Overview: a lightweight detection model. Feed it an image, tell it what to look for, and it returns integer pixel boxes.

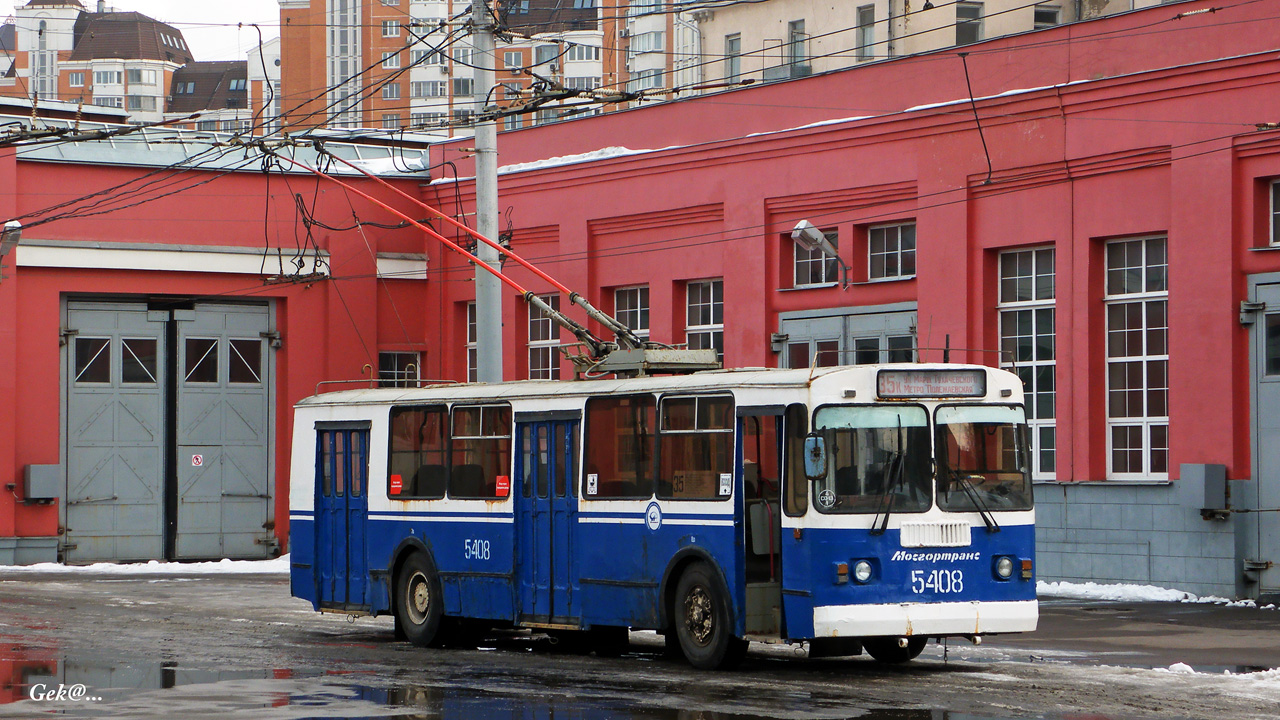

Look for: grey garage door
[175,304,273,559]
[64,301,274,562]
[65,302,166,562]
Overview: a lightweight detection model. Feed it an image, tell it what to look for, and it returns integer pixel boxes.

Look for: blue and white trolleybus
[289,363,1037,669]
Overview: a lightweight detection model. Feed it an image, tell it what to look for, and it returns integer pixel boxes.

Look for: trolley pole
[473,0,503,382]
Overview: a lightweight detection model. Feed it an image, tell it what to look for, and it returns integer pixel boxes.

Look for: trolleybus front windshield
[811,405,931,514]
[935,405,1033,512]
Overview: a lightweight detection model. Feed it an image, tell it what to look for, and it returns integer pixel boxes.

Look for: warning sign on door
[191,455,203,467]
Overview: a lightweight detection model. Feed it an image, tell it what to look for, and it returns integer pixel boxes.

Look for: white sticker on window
[587,473,598,495]
[719,473,732,496]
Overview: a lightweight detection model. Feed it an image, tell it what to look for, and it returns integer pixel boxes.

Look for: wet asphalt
[0,573,1276,720]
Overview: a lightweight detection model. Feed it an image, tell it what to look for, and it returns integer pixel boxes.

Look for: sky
[8,1,281,61]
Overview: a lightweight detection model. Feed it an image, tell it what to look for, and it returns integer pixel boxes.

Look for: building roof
[24,1,85,7]
[168,61,248,113]
[69,12,194,65]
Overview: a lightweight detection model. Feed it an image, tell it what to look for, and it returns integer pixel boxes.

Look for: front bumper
[812,599,1038,637]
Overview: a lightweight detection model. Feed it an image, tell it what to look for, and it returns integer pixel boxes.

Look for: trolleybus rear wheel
[863,636,928,663]
[673,562,747,670]
[395,552,445,647]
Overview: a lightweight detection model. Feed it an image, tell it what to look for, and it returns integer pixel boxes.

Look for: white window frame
[868,222,916,281]
[686,279,724,363]
[382,51,401,69]
[724,34,741,82]
[957,2,984,46]
[504,51,523,69]
[794,227,839,288]
[998,247,1056,481]
[382,82,401,100]
[1033,4,1060,30]
[466,302,478,383]
[68,72,84,88]
[1271,180,1280,246]
[855,5,875,62]
[1104,236,1169,481]
[382,113,402,129]
[614,286,650,340]
[382,20,401,37]
[378,351,419,388]
[528,294,561,380]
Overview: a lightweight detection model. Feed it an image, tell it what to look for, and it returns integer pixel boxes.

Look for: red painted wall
[4,0,1280,556]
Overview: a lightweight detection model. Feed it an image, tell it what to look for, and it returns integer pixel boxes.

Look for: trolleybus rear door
[515,414,581,624]
[315,423,370,609]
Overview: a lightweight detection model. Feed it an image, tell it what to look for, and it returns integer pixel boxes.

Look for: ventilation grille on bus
[899,520,972,548]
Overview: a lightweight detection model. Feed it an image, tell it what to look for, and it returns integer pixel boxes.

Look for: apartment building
[681,0,1183,89]
[0,1,195,123]
[277,0,603,135]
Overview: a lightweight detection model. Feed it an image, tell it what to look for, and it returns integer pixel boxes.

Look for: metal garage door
[64,300,274,562]
[65,302,166,562]
[175,304,272,559]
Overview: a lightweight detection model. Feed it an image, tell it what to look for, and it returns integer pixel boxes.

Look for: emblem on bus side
[645,502,662,531]
[818,489,836,509]
[587,473,598,496]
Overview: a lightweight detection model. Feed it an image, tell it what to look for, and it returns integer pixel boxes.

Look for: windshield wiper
[943,464,1001,533]
[869,418,906,536]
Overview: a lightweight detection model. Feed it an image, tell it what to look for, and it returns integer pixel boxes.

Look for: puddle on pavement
[330,685,1050,720]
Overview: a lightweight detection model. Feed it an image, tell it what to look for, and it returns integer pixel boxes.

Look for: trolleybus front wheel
[673,562,747,670]
[863,636,928,663]
[395,552,445,647]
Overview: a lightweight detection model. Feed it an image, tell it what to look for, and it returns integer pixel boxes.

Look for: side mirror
[803,433,827,480]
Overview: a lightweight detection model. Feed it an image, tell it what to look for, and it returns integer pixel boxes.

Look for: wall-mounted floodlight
[0,220,19,282]
[791,219,850,289]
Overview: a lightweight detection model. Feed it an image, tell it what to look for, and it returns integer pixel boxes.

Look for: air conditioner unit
[619,28,630,38]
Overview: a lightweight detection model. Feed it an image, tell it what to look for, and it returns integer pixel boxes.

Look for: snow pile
[1037,580,1191,602]
[1154,663,1280,681]
[1038,580,1278,608]
[0,554,290,575]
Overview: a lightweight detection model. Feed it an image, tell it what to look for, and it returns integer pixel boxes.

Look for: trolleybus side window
[449,404,512,499]
[658,394,734,500]
[388,405,448,499]
[810,405,931,513]
[583,395,655,499]
[935,404,1033,511]
[783,403,808,516]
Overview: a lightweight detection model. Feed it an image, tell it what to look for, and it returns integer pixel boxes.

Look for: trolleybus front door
[315,424,370,609]
[515,416,580,625]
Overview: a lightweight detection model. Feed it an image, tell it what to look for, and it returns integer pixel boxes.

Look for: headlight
[853,560,873,583]
[995,556,1015,579]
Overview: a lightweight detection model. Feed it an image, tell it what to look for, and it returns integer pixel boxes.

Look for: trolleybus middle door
[515,414,581,625]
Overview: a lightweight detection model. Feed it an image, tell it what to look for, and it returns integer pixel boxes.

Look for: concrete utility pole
[473,0,503,382]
